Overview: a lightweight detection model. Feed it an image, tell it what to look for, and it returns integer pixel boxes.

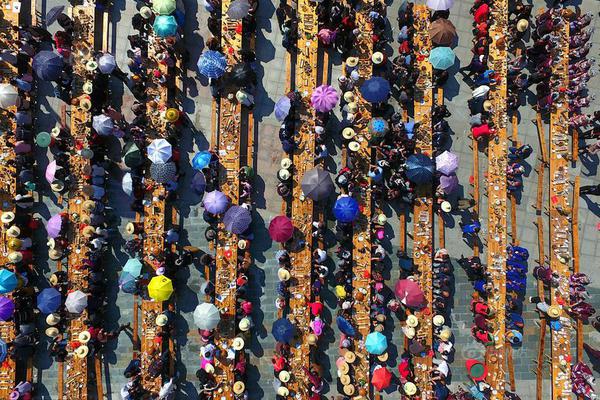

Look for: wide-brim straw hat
[6,226,20,238]
[49,273,60,286]
[80,98,92,111]
[82,226,96,238]
[8,252,22,263]
[233,337,245,351]
[75,345,89,359]
[344,351,356,363]
[46,313,61,326]
[277,387,289,396]
[547,305,561,319]
[204,363,215,374]
[50,180,65,192]
[278,169,291,181]
[156,314,169,327]
[441,201,452,212]
[347,102,358,113]
[280,158,292,169]
[349,141,360,152]
[83,81,93,95]
[404,327,416,339]
[377,214,387,225]
[406,315,419,328]
[51,126,61,136]
[233,381,245,395]
[483,100,493,112]
[439,327,452,341]
[1,212,15,224]
[338,360,349,374]
[372,51,384,64]
[377,352,389,362]
[307,333,318,346]
[517,19,529,32]
[83,200,96,212]
[277,268,291,282]
[343,92,355,103]
[49,249,63,260]
[238,240,247,250]
[85,60,98,72]
[140,6,153,19]
[340,374,351,385]
[342,127,356,140]
[343,384,355,396]
[433,315,445,327]
[45,327,59,338]
[239,317,250,331]
[278,370,290,383]
[346,57,359,67]
[404,382,417,395]
[78,331,91,343]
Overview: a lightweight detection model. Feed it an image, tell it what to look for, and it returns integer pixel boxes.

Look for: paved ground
[26,0,600,398]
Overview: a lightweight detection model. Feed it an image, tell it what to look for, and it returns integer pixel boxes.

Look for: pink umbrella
[317,28,337,45]
[46,214,63,238]
[395,279,426,309]
[310,85,339,113]
[268,216,294,243]
[45,161,57,183]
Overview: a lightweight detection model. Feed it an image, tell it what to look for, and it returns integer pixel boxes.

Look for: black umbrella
[32,51,64,81]
[46,6,65,26]
[301,167,334,201]
[150,162,177,183]
[230,63,256,87]
[227,0,251,19]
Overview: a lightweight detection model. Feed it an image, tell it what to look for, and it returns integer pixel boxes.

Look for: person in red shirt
[474,3,489,23]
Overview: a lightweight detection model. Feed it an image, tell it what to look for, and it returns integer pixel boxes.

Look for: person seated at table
[471,123,495,140]
[459,220,481,235]
[471,326,494,346]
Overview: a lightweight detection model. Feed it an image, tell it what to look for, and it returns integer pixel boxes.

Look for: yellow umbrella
[148,275,173,301]
[335,285,346,298]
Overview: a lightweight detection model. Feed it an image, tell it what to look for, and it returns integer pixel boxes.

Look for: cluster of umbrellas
[436,150,460,194]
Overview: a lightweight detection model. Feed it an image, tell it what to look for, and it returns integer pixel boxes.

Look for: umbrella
[36,288,60,314]
[227,0,251,19]
[333,196,359,223]
[360,77,391,103]
[150,162,177,183]
[65,290,88,314]
[122,173,134,196]
[45,160,58,183]
[439,174,459,194]
[269,216,294,243]
[0,270,17,294]
[147,139,172,164]
[406,154,434,184]
[153,0,176,15]
[272,318,294,344]
[436,151,459,175]
[395,279,426,309]
[275,96,291,122]
[92,114,114,136]
[119,272,137,294]
[427,0,454,10]
[193,303,221,330]
[223,205,252,234]
[0,339,7,362]
[46,214,63,238]
[153,15,178,37]
[429,18,457,46]
[123,142,143,168]
[302,168,334,201]
[336,316,356,337]
[0,84,18,109]
[123,258,143,277]
[0,297,14,321]
[310,85,339,113]
[98,53,116,74]
[36,131,52,148]
[230,63,255,87]
[318,28,337,45]
[192,150,212,170]
[197,50,228,79]
[148,275,174,301]
[365,332,388,355]
[32,51,64,81]
[429,47,456,70]
[368,118,389,137]
[203,191,229,214]
[191,172,207,195]
[45,5,65,25]
[372,368,393,391]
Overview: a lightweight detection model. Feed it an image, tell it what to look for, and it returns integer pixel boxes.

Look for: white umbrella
[122,173,133,196]
[472,85,490,99]
[0,84,18,109]
[427,0,454,10]
[147,139,172,164]
[193,303,220,330]
[65,290,88,314]
[98,53,116,74]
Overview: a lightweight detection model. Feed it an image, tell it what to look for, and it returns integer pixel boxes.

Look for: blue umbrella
[123,258,143,277]
[119,272,137,294]
[92,114,114,136]
[368,118,389,137]
[192,150,212,170]
[274,96,291,122]
[197,50,228,79]
[272,318,294,344]
[223,205,252,234]
[36,288,61,314]
[0,339,7,362]
[429,47,456,70]
[32,51,64,81]
[406,154,435,184]
[153,15,178,37]
[0,297,14,321]
[333,196,359,223]
[360,77,390,103]
[0,270,17,294]
[191,172,207,195]
[365,332,388,355]
[336,316,356,337]
[203,190,229,214]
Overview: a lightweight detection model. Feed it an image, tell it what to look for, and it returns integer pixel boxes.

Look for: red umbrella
[371,367,393,391]
[395,279,426,309]
[268,216,294,243]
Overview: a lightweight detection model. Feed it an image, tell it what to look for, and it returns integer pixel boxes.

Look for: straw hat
[6,226,20,238]
[280,158,292,169]
[51,126,61,137]
[46,313,61,326]
[82,81,93,95]
[377,352,389,362]
[404,382,417,396]
[372,52,384,64]
[347,102,358,113]
[277,387,289,396]
[278,169,291,181]
[82,226,96,238]
[155,314,169,327]
[377,214,387,225]
[517,19,529,32]
[441,201,452,213]
[45,327,59,338]
[125,222,137,235]
[49,273,60,286]
[438,327,452,341]
[277,268,291,282]
[239,317,251,332]
[349,141,360,152]
[80,214,91,225]
[433,315,445,327]
[338,360,349,374]
[50,180,65,192]
[164,108,179,123]
[8,252,22,263]
[238,239,247,250]
[344,351,356,363]
[343,384,355,396]
[1,212,15,224]
[85,60,98,72]
[547,305,561,319]
[233,381,245,395]
[346,57,359,67]
[404,327,416,339]
[75,345,89,359]
[204,363,215,374]
[307,333,318,346]
[80,98,92,111]
[83,200,96,212]
[340,374,351,385]
[342,127,356,140]
[78,331,91,344]
[140,6,153,19]
[406,315,419,328]
[232,337,245,351]
[343,91,355,103]
[7,238,20,251]
[278,370,290,383]
[374,324,385,333]
[483,100,493,112]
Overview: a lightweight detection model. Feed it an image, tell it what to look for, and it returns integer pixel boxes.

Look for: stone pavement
[26,0,600,398]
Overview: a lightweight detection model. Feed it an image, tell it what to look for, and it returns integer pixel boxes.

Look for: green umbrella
[36,132,52,147]
[123,142,143,168]
[240,166,254,179]
[152,0,176,15]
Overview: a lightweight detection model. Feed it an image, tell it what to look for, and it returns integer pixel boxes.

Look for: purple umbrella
[439,174,459,194]
[203,190,229,215]
[436,151,459,176]
[318,28,337,45]
[274,96,291,122]
[45,160,57,183]
[310,85,339,113]
[0,296,14,321]
[223,205,252,234]
[47,214,63,238]
[191,172,206,195]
